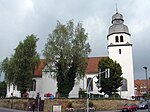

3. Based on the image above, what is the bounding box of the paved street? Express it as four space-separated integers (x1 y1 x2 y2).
137 110 149 112
97 110 150 112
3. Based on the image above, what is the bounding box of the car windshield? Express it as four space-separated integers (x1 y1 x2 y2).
140 102 147 104
124 104 132 106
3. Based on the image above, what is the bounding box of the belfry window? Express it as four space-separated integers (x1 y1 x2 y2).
115 36 119 42
120 35 124 42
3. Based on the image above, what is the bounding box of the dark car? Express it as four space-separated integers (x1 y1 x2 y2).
122 103 137 112
138 101 148 109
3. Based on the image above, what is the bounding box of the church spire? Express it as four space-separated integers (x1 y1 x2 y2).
116 3 118 13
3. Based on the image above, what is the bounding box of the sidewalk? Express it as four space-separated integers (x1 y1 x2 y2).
0 107 44 112
0 107 27 112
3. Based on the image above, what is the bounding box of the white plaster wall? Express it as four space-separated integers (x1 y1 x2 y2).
108 34 135 99
108 34 131 45
6 84 20 97
6 74 85 99
69 81 80 98
40 73 57 100
28 77 43 99
79 74 100 95
12 86 20 97
40 73 83 99
7 79 43 98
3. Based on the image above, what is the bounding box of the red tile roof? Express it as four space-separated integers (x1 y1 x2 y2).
34 59 46 77
34 57 106 77
85 57 105 74
134 79 150 96
134 79 150 87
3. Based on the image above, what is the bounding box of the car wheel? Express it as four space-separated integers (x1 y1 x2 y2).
145 106 148 109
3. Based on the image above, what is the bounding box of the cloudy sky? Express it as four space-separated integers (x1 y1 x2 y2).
0 0 150 80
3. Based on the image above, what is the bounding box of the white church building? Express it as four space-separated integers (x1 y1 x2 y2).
6 11 135 100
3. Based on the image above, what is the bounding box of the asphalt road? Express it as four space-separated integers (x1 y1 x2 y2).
0 107 149 112
97 110 150 112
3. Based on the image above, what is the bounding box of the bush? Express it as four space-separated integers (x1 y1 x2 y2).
67 102 73 108
78 88 86 98
89 102 94 107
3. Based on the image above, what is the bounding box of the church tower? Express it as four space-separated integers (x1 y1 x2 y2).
107 11 135 99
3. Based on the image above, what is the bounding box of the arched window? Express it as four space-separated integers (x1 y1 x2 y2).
121 78 127 91
120 35 124 42
87 78 93 91
115 36 119 42
31 80 36 91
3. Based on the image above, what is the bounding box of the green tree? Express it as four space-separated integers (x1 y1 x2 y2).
96 57 123 97
14 34 39 96
0 81 7 98
1 34 39 97
143 93 150 99
1 57 16 85
43 20 91 97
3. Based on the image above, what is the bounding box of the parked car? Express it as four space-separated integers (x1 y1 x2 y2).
122 103 137 112
137 101 148 109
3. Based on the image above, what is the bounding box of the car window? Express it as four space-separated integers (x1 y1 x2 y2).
140 102 147 104
124 104 132 106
